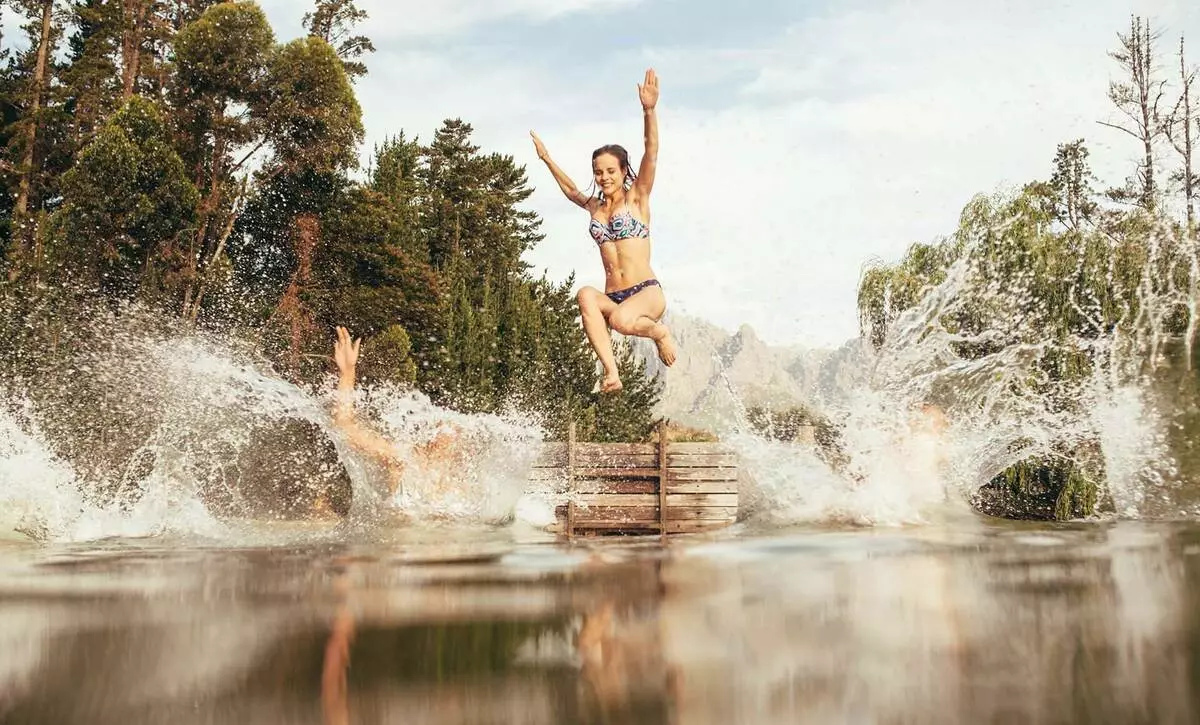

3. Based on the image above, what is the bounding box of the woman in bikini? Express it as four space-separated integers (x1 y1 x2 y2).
531 68 677 394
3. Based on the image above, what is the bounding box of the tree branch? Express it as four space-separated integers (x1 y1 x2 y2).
1097 120 1145 142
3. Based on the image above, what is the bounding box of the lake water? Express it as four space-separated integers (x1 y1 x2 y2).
3 515 1199 725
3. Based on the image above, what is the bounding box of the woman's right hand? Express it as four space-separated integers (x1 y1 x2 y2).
334 326 360 376
530 130 549 160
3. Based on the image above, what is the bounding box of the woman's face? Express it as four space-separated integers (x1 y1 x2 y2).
592 153 624 197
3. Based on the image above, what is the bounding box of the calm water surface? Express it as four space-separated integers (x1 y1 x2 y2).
2 516 1200 725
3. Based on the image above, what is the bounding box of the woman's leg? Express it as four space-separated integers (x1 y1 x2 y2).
577 286 623 392
607 285 677 365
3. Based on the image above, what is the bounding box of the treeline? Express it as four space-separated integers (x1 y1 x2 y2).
856 17 1199 519
0 0 661 443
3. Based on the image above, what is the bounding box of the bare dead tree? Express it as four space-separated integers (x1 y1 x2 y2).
1100 15 1168 213
1163 34 1197 230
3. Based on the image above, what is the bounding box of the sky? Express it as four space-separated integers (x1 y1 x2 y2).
36 1 1200 348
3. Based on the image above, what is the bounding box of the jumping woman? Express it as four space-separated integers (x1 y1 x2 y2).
531 68 677 394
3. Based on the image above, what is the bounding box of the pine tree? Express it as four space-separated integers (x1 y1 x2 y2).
589 338 663 442
6 0 64 281
302 0 374 81
52 96 199 300
61 0 122 147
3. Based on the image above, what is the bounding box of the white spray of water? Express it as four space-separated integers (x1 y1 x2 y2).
352 385 545 522
0 397 225 543
722 220 1192 525
0 327 546 542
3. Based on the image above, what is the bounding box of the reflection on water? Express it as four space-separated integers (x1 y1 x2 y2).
2 519 1200 724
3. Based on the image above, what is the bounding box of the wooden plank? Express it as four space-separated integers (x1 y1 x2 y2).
547 519 735 535
572 467 660 479
665 493 739 507
575 453 658 468
666 468 739 482
532 443 567 468
567 521 662 531
554 492 738 506
666 481 739 494
568 494 658 507
568 480 657 494
664 506 738 521
530 468 739 483
566 423 576 538
663 520 734 534
574 442 657 456
555 505 658 522
658 420 669 533
667 442 734 455
668 453 738 468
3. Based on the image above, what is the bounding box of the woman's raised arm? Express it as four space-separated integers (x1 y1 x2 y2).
531 131 591 209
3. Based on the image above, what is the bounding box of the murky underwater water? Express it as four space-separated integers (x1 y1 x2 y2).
2 516 1199 725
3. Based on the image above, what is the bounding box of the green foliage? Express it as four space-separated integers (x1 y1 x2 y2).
359 324 417 386
302 0 375 80
587 339 663 442
745 404 823 442
171 1 274 109
53 97 199 299
264 36 363 174
977 448 1105 521
0 0 669 456
61 0 122 141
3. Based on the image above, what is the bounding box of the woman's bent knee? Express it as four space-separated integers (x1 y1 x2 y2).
577 286 600 308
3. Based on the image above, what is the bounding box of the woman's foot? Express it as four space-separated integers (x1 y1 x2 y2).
654 329 677 366
600 370 623 393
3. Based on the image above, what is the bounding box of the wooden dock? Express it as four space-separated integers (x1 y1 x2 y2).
530 423 739 537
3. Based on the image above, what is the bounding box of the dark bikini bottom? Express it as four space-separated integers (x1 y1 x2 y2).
606 278 661 305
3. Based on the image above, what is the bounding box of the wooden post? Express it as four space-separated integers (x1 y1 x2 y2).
566 421 577 539
657 420 668 536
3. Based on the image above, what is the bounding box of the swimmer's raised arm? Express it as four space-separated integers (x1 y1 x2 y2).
634 68 659 198
531 131 592 209
332 327 403 469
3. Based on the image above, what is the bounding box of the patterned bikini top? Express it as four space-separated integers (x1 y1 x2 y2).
589 206 650 245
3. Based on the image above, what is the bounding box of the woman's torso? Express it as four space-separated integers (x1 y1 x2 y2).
588 193 655 291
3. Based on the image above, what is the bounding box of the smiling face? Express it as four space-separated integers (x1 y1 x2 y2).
592 152 626 197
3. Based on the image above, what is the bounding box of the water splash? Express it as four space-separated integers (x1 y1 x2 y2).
0 313 544 542
351 385 545 522
721 215 1197 525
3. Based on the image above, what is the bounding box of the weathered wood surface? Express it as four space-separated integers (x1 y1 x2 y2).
540 423 740 537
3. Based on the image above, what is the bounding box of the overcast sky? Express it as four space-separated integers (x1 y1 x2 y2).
34 1 1200 348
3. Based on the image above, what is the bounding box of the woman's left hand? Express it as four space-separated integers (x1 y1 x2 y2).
638 68 659 110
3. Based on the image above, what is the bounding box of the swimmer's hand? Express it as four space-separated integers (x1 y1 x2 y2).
638 68 658 110
530 130 549 161
334 326 361 377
